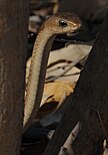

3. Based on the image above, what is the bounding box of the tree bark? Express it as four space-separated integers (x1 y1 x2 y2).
0 1 29 155
43 13 108 155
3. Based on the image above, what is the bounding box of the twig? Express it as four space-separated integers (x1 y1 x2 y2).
47 59 72 69
97 110 108 142
47 62 72 74
45 56 87 83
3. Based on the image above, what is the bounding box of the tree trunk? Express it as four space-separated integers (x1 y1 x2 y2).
43 13 108 155
0 1 29 155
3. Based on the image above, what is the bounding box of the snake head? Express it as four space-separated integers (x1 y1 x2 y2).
44 12 82 35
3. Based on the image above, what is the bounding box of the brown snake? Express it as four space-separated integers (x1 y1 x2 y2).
23 13 81 132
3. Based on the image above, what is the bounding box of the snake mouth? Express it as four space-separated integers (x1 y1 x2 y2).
67 29 80 37
67 23 82 37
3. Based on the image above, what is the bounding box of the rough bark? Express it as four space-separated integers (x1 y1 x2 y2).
43 13 108 155
0 1 29 155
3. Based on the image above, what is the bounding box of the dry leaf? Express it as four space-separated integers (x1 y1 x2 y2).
42 81 75 104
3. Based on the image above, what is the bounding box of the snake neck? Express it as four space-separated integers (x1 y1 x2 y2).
23 28 56 131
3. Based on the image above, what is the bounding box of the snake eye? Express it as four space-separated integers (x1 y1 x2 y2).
59 19 68 28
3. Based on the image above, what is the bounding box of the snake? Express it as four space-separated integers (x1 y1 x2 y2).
23 12 81 132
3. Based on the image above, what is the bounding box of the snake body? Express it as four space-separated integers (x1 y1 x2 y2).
23 13 81 131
